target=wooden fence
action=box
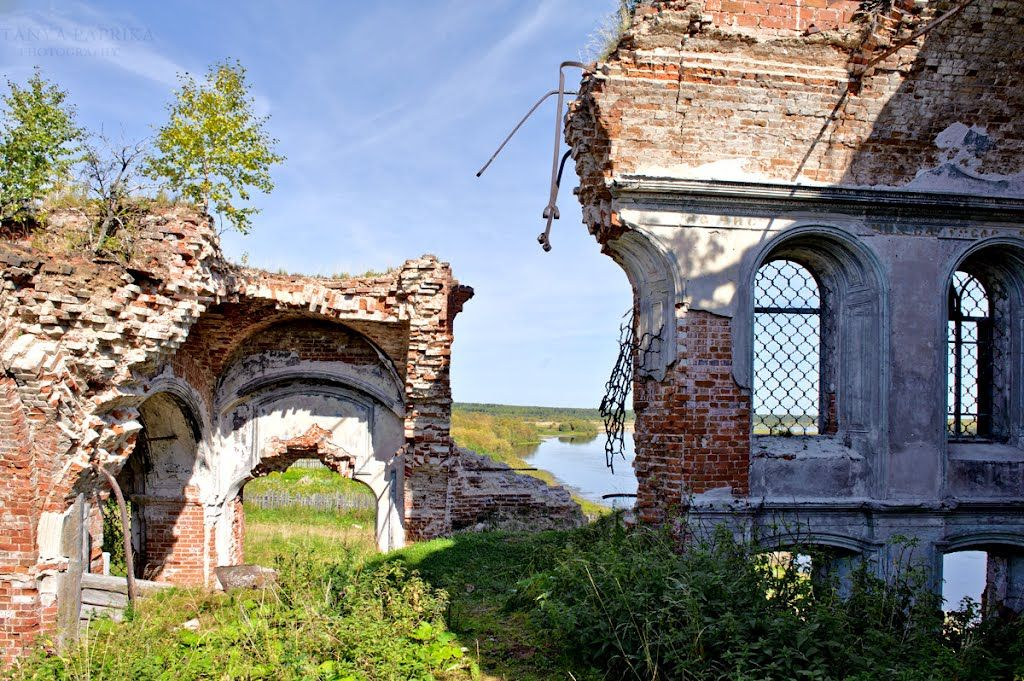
[245,491,375,512]
[289,459,328,470]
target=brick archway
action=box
[251,425,357,480]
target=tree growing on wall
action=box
[80,133,150,254]
[143,60,284,234]
[0,68,84,223]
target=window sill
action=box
[948,441,1024,462]
[752,435,863,461]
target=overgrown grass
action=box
[245,466,374,497]
[243,504,376,566]
[16,511,1024,680]
[513,517,1024,680]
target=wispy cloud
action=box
[0,5,185,86]
[331,0,560,156]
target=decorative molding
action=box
[610,175,1024,221]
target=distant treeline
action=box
[454,402,634,423]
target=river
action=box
[518,432,983,609]
[518,433,637,508]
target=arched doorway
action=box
[106,391,205,584]
[228,428,383,566]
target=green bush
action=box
[513,516,1024,680]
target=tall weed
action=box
[514,516,1024,680]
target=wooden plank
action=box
[56,494,85,649]
[81,573,168,595]
[81,589,127,608]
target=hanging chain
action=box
[600,307,662,473]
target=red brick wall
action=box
[137,489,207,586]
[0,378,41,663]
[696,0,861,33]
[633,311,751,523]
[569,0,1024,232]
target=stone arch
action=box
[215,376,405,557]
[735,225,888,465]
[221,423,396,565]
[941,531,1024,616]
[112,390,208,585]
[604,229,677,381]
[756,530,875,597]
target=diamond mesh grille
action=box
[947,271,997,440]
[754,260,821,436]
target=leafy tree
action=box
[143,60,284,234]
[0,68,83,223]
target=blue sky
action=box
[0,0,631,408]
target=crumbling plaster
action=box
[567,0,1024,601]
[0,207,582,662]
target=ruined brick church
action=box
[0,210,579,661]
[567,0,1024,606]
[2,0,1024,665]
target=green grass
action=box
[455,402,632,423]
[379,531,600,680]
[243,505,377,566]
[18,509,1023,680]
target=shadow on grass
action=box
[368,529,601,681]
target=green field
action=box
[454,402,632,424]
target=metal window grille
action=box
[754,259,822,436]
[947,271,995,440]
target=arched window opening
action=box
[754,259,822,436]
[947,271,995,440]
[943,550,987,613]
[240,458,379,566]
[102,392,202,583]
[942,546,1024,617]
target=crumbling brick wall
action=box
[0,207,579,663]
[571,0,1024,238]
[568,0,1024,520]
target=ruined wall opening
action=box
[942,541,1024,616]
[942,550,987,612]
[230,438,381,567]
[209,315,409,562]
[108,391,204,583]
[760,543,862,597]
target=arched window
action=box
[754,260,822,436]
[947,271,995,440]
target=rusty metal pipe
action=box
[95,465,138,606]
[539,61,586,252]
[475,89,576,178]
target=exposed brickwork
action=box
[135,491,207,585]
[567,0,1024,526]
[569,0,1024,238]
[449,449,584,531]
[632,311,750,523]
[0,207,581,662]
